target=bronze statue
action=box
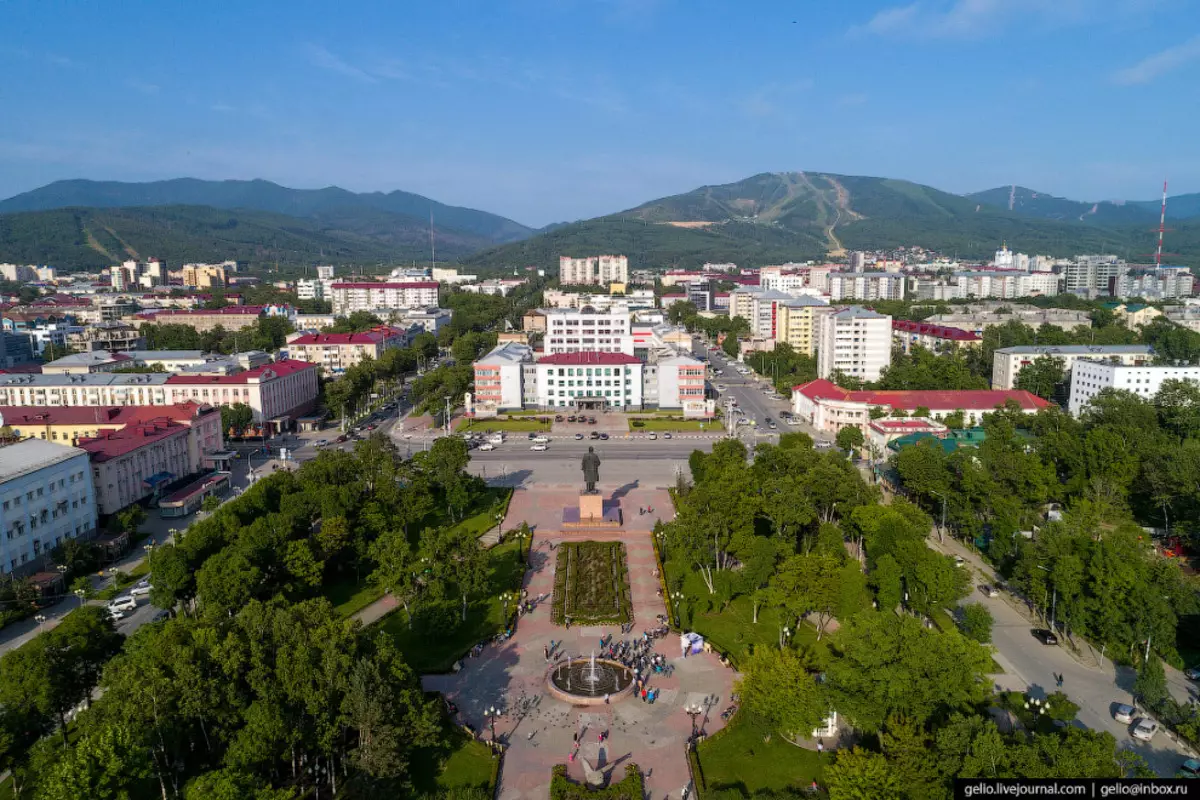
[581,446,601,493]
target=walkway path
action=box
[422,484,736,800]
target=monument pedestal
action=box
[561,491,623,530]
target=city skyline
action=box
[2,1,1199,226]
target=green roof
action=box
[888,428,988,454]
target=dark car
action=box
[588,417,597,424]
[590,431,600,440]
[599,433,609,440]
[1032,629,1058,646]
[335,434,348,443]
[567,415,577,423]
[663,432,672,440]
[555,415,564,422]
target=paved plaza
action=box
[423,484,737,800]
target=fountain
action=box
[547,652,635,705]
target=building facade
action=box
[286,326,409,374]
[891,320,980,354]
[533,352,644,410]
[777,299,830,356]
[558,255,629,286]
[329,282,440,315]
[1068,361,1200,416]
[542,308,634,356]
[79,421,196,515]
[472,342,535,411]
[0,440,97,577]
[992,344,1154,390]
[827,272,906,302]
[141,306,265,333]
[816,307,893,383]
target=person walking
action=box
[817,740,824,755]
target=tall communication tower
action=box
[1154,180,1168,267]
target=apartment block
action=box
[827,272,905,302]
[1068,361,1200,416]
[558,255,629,286]
[992,344,1154,390]
[329,282,440,315]
[816,307,892,383]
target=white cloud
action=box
[850,0,1113,39]
[1112,35,1200,84]
[304,44,377,83]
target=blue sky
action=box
[1,0,1198,226]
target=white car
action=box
[647,432,657,440]
[532,435,550,444]
[129,579,153,598]
[1131,719,1158,741]
[1113,704,1136,724]
[107,596,137,619]
[530,443,548,451]
[478,442,495,451]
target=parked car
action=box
[663,432,672,439]
[336,434,348,443]
[1131,719,1158,741]
[314,439,328,448]
[530,443,548,451]
[954,555,966,567]
[980,584,1000,598]
[555,415,564,422]
[107,596,137,619]
[1113,704,1136,724]
[588,417,597,424]
[478,443,495,451]
[129,579,153,598]
[575,433,584,440]
[1177,758,1200,779]
[599,433,608,440]
[150,609,171,624]
[647,432,657,440]
[1184,667,1200,681]
[590,431,600,440]
[1031,629,1058,646]
[567,415,577,423]
[532,435,550,444]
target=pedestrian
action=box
[817,740,824,755]
[573,731,578,744]
[544,645,549,661]
[604,693,610,704]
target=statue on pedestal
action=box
[581,446,601,494]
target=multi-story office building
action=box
[686,279,715,312]
[286,326,410,374]
[992,344,1154,390]
[1063,255,1127,297]
[329,282,440,315]
[1,331,35,369]
[776,297,830,356]
[1068,361,1200,416]
[0,440,97,577]
[827,272,905,302]
[79,420,196,515]
[558,255,629,286]
[542,308,634,356]
[533,352,645,410]
[816,307,892,382]
[472,342,535,411]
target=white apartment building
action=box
[1068,361,1200,416]
[992,345,1154,390]
[816,307,892,382]
[533,352,645,410]
[1064,255,1126,297]
[0,264,39,282]
[543,308,634,356]
[559,255,629,286]
[296,278,335,301]
[953,271,1061,299]
[827,272,906,302]
[1114,267,1195,300]
[472,342,535,411]
[0,440,97,577]
[316,265,336,280]
[329,282,440,315]
[542,289,656,312]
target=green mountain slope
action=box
[0,178,535,244]
[0,205,484,271]
[966,186,1156,225]
[466,172,1190,271]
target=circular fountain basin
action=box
[546,657,636,705]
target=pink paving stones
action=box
[422,486,737,800]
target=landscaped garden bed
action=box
[552,541,632,626]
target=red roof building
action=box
[286,326,410,374]
[138,305,266,332]
[791,378,1051,435]
[538,352,642,366]
[164,359,318,427]
[892,319,981,354]
[79,420,197,515]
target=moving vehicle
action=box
[590,431,601,440]
[478,442,495,451]
[979,584,1000,598]
[107,595,137,619]
[599,433,608,440]
[1131,719,1158,741]
[129,579,153,598]
[1184,667,1200,681]
[663,432,672,439]
[314,439,328,448]
[647,432,657,440]
[1113,704,1136,724]
[532,435,550,444]
[530,443,548,451]
[487,433,504,445]
[575,433,584,440]
[1031,629,1058,646]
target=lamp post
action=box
[485,705,500,744]
[930,490,947,543]
[34,613,47,630]
[501,592,514,620]
[513,525,527,563]
[74,588,86,609]
[685,703,703,739]
[1036,565,1056,631]
[780,625,791,650]
[143,542,155,559]
[167,528,178,544]
[670,591,684,627]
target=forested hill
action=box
[0,204,493,271]
[464,172,1194,271]
[0,177,535,244]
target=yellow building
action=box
[777,299,830,356]
[1112,303,1163,327]
[181,264,228,289]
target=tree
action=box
[1014,356,1065,400]
[959,603,994,643]
[147,543,196,614]
[836,426,864,454]
[37,723,151,800]
[1133,655,1168,709]
[184,769,297,800]
[826,747,902,800]
[1154,378,1200,441]
[943,410,965,430]
[736,648,827,743]
[220,403,254,436]
[825,612,992,732]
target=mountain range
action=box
[2,175,1198,273]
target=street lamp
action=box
[500,592,514,619]
[167,528,178,545]
[34,613,47,630]
[670,591,685,627]
[512,525,527,562]
[74,588,86,609]
[685,703,704,738]
[485,705,500,744]
[780,625,791,650]
[143,542,155,558]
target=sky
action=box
[1,0,1198,227]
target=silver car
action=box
[1131,718,1158,741]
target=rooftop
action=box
[538,352,642,365]
[475,342,534,366]
[289,326,407,346]
[0,372,171,387]
[868,418,949,432]
[0,402,214,428]
[44,351,133,368]
[78,420,190,461]
[994,344,1152,355]
[831,306,889,320]
[793,378,1052,411]
[122,350,207,361]
[165,359,315,385]
[0,439,89,483]
[892,319,981,342]
[329,281,439,290]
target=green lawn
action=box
[412,724,496,796]
[461,418,551,432]
[379,539,526,673]
[629,418,718,432]
[696,712,825,797]
[325,576,386,618]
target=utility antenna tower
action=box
[1141,181,1179,265]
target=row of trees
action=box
[142,317,294,354]
[320,332,438,421]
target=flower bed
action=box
[550,764,644,799]
[552,541,632,626]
